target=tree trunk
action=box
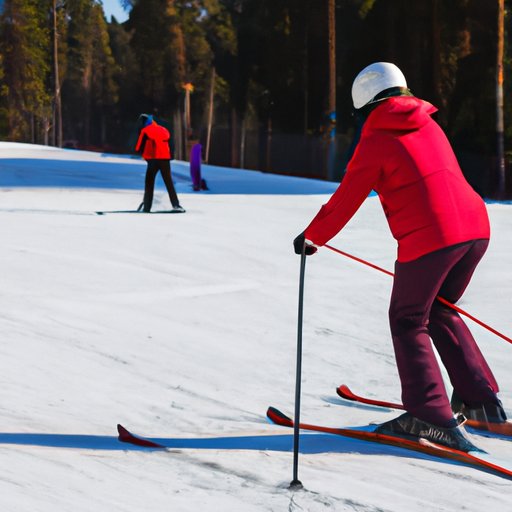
[431,0,444,121]
[303,16,309,135]
[53,0,62,147]
[231,107,239,168]
[240,116,246,169]
[173,109,183,160]
[496,0,506,197]
[326,0,336,180]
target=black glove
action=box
[293,232,317,256]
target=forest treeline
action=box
[0,0,509,194]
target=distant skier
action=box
[135,114,185,213]
[190,142,208,191]
[294,62,507,452]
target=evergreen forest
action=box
[0,0,510,196]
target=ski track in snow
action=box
[0,142,512,511]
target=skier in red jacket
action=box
[294,62,506,451]
[135,114,184,213]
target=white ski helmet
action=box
[351,62,407,109]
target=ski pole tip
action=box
[289,479,303,490]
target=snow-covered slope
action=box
[1,142,511,511]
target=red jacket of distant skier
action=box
[304,96,490,262]
[135,122,171,160]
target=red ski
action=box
[117,424,166,448]
[266,406,512,480]
[336,384,512,436]
[336,384,405,410]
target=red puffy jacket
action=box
[304,97,490,262]
[135,121,171,160]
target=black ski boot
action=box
[375,412,482,453]
[451,391,507,424]
[137,201,150,213]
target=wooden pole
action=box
[205,68,215,163]
[182,82,194,160]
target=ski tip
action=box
[336,384,357,401]
[117,423,135,442]
[117,424,166,449]
[117,424,128,436]
[266,407,293,426]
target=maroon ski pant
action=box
[389,239,498,427]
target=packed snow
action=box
[1,141,511,511]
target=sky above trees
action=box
[102,0,129,22]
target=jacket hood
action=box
[365,96,437,132]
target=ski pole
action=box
[324,243,512,345]
[290,247,306,490]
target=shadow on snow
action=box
[0,430,469,464]
[0,157,341,195]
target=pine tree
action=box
[63,0,117,146]
[0,0,52,141]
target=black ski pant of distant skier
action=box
[388,239,499,428]
[143,159,179,212]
